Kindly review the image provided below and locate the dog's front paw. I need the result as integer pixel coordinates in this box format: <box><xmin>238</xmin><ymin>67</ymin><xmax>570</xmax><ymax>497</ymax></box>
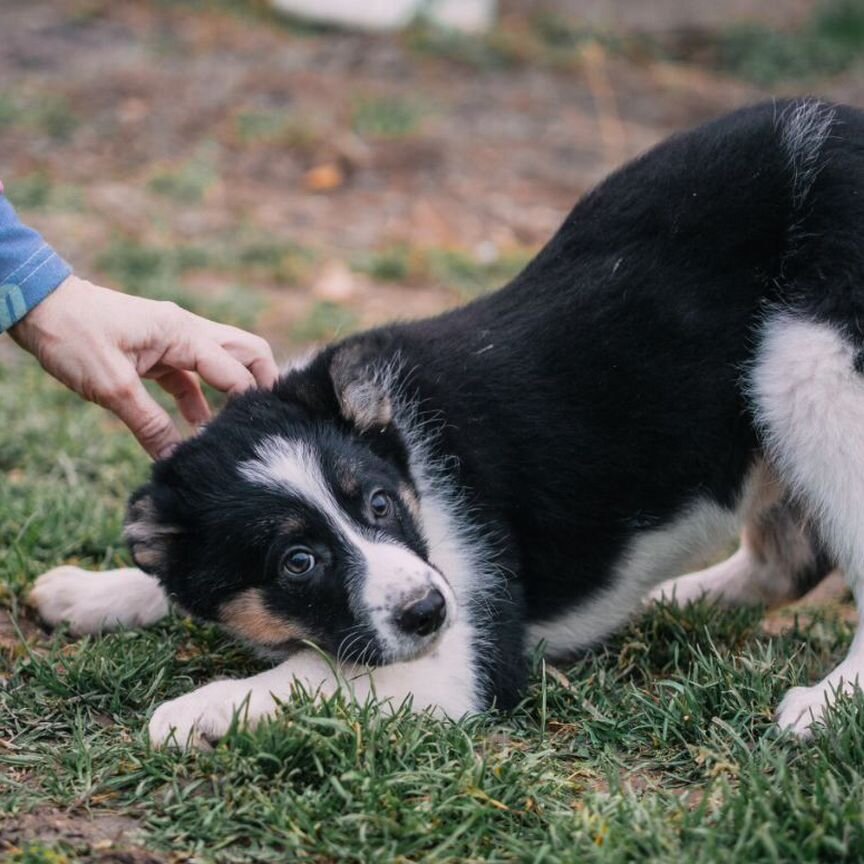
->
<box><xmin>149</xmin><ymin>680</ymin><xmax>280</xmax><ymax>749</ymax></box>
<box><xmin>29</xmin><ymin>566</ymin><xmax>169</xmax><ymax>636</ymax></box>
<box><xmin>776</xmin><ymin>685</ymin><xmax>831</xmax><ymax>738</ymax></box>
<box><xmin>776</xmin><ymin>677</ymin><xmax>862</xmax><ymax>738</ymax></box>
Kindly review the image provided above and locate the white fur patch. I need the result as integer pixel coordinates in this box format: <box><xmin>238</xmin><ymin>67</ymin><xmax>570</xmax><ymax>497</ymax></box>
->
<box><xmin>751</xmin><ymin>315</ymin><xmax>864</xmax><ymax>578</ymax></box>
<box><xmin>529</xmin><ymin>499</ymin><xmax>739</xmax><ymax>656</ymax></box>
<box><xmin>752</xmin><ymin>313</ymin><xmax>864</xmax><ymax>736</ymax></box>
<box><xmin>239</xmin><ymin>437</ymin><xmax>333</xmax><ymax>512</ymax></box>
<box><xmin>650</xmin><ymin>535</ymin><xmax>807</xmax><ymax>610</ymax></box>
<box><xmin>149</xmin><ymin>620</ymin><xmax>478</xmax><ymax>748</ymax></box>
<box><xmin>387</xmin><ymin>374</ymin><xmax>513</xmax><ymax>703</ymax></box>
<box><xmin>650</xmin><ymin>546</ymin><xmax>760</xmax><ymax>607</ymax></box>
<box><xmin>29</xmin><ymin>566</ymin><xmax>170</xmax><ymax>635</ymax></box>
<box><xmin>358</xmin><ymin>539</ymin><xmax>456</xmax><ymax>661</ymax></box>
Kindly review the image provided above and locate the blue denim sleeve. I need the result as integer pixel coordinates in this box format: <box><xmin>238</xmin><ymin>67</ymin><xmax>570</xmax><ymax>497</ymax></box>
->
<box><xmin>0</xmin><ymin>187</ymin><xmax>72</xmax><ymax>333</ymax></box>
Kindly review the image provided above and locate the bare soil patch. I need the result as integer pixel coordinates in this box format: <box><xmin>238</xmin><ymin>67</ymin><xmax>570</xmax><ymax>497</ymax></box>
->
<box><xmin>1</xmin><ymin>810</ymin><xmax>163</xmax><ymax>862</ymax></box>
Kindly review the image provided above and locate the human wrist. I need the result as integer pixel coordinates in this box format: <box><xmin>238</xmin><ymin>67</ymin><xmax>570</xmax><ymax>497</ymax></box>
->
<box><xmin>8</xmin><ymin>274</ymin><xmax>83</xmax><ymax>351</ymax></box>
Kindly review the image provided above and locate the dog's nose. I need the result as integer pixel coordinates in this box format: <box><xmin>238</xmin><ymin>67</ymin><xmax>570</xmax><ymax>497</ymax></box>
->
<box><xmin>396</xmin><ymin>588</ymin><xmax>446</xmax><ymax>637</ymax></box>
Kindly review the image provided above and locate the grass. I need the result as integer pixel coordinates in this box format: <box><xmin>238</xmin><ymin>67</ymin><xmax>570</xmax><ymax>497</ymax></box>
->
<box><xmin>405</xmin><ymin>21</ymin><xmax>528</xmax><ymax>71</ymax></box>
<box><xmin>148</xmin><ymin>148</ymin><xmax>220</xmax><ymax>205</ymax></box>
<box><xmin>716</xmin><ymin>0</ymin><xmax>864</xmax><ymax>84</ymax></box>
<box><xmin>352</xmin><ymin>244</ymin><xmax>535</xmax><ymax>299</ymax></box>
<box><xmin>0</xmin><ymin>92</ymin><xmax>79</xmax><ymax>141</ymax></box>
<box><xmin>3</xmin><ymin>355</ymin><xmax>864</xmax><ymax>862</ymax></box>
<box><xmin>403</xmin><ymin>0</ymin><xmax>864</xmax><ymax>84</ymax></box>
<box><xmin>2</xmin><ymin>175</ymin><xmax>84</xmax><ymax>212</ymax></box>
<box><xmin>291</xmin><ymin>300</ymin><xmax>359</xmax><ymax>342</ymax></box>
<box><xmin>232</xmin><ymin>109</ymin><xmax>321</xmax><ymax>151</ymax></box>
<box><xmin>90</xmin><ymin>236</ymin><xmax>301</xmax><ymax>331</ymax></box>
<box><xmin>352</xmin><ymin>97</ymin><xmax>424</xmax><ymax>139</ymax></box>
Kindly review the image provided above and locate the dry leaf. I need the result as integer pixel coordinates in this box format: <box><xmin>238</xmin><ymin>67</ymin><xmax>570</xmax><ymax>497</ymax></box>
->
<box><xmin>304</xmin><ymin>162</ymin><xmax>345</xmax><ymax>192</ymax></box>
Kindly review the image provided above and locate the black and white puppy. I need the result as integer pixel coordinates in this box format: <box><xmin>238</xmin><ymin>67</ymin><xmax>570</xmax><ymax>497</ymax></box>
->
<box><xmin>32</xmin><ymin>99</ymin><xmax>864</xmax><ymax>747</ymax></box>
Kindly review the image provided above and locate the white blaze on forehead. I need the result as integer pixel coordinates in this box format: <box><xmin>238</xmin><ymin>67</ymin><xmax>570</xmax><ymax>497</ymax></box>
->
<box><xmin>239</xmin><ymin>437</ymin><xmax>337</xmax><ymax>513</ymax></box>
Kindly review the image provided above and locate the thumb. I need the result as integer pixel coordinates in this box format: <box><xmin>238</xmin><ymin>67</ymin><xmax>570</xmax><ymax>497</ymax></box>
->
<box><xmin>104</xmin><ymin>377</ymin><xmax>183</xmax><ymax>460</ymax></box>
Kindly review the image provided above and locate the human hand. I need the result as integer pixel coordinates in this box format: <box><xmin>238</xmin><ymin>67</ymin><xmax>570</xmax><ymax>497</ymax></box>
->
<box><xmin>9</xmin><ymin>275</ymin><xmax>279</xmax><ymax>458</ymax></box>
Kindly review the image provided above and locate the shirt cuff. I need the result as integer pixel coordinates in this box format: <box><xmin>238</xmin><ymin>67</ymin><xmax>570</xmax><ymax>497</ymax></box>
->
<box><xmin>1</xmin><ymin>250</ymin><xmax>71</xmax><ymax>332</ymax></box>
<box><xmin>1</xmin><ymin>248</ymin><xmax>71</xmax><ymax>333</ymax></box>
<box><xmin>0</xmin><ymin>187</ymin><xmax>72</xmax><ymax>333</ymax></box>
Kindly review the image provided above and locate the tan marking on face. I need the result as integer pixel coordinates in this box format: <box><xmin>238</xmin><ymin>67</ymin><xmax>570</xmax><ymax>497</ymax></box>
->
<box><xmin>130</xmin><ymin>546</ymin><xmax>162</xmax><ymax>570</ymax></box>
<box><xmin>399</xmin><ymin>483</ymin><xmax>421</xmax><ymax>521</ymax></box>
<box><xmin>219</xmin><ymin>589</ymin><xmax>303</xmax><ymax>646</ymax></box>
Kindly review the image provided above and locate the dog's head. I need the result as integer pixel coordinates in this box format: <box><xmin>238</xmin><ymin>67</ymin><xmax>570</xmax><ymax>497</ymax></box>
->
<box><xmin>124</xmin><ymin>340</ymin><xmax>455</xmax><ymax>665</ymax></box>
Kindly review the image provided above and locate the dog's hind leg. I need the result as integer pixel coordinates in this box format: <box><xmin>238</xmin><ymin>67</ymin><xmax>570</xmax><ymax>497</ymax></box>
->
<box><xmin>751</xmin><ymin>313</ymin><xmax>864</xmax><ymax>737</ymax></box>
<box><xmin>650</xmin><ymin>496</ymin><xmax>833</xmax><ymax>609</ymax></box>
<box><xmin>29</xmin><ymin>566</ymin><xmax>170</xmax><ymax>636</ymax></box>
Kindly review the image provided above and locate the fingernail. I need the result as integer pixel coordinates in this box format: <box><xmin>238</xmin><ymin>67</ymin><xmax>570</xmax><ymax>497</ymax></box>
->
<box><xmin>158</xmin><ymin>443</ymin><xmax>179</xmax><ymax>460</ymax></box>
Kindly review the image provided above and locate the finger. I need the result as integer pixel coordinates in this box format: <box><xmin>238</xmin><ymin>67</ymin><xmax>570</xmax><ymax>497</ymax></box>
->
<box><xmin>103</xmin><ymin>375</ymin><xmax>183</xmax><ymax>460</ymax></box>
<box><xmin>156</xmin><ymin>306</ymin><xmax>273</xmax><ymax>394</ymax></box>
<box><xmin>246</xmin><ymin>350</ymin><xmax>279</xmax><ymax>390</ymax></box>
<box><xmin>193</xmin><ymin>345</ymin><xmax>258</xmax><ymax>396</ymax></box>
<box><xmin>152</xmin><ymin>368</ymin><xmax>211</xmax><ymax>428</ymax></box>
<box><xmin>157</xmin><ymin>337</ymin><xmax>257</xmax><ymax>397</ymax></box>
<box><xmin>208</xmin><ymin>325</ymin><xmax>279</xmax><ymax>390</ymax></box>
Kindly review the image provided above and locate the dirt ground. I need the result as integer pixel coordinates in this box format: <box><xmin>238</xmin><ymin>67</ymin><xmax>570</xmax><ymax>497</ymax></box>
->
<box><xmin>4</xmin><ymin>0</ymin><xmax>862</xmax><ymax>348</ymax></box>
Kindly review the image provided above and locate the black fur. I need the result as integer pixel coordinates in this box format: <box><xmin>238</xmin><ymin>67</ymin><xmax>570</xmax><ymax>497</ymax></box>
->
<box><xmin>129</xmin><ymin>100</ymin><xmax>861</xmax><ymax>711</ymax></box>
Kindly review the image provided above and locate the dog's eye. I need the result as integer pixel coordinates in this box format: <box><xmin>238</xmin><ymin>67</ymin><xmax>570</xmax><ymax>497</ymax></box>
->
<box><xmin>370</xmin><ymin>490</ymin><xmax>391</xmax><ymax>519</ymax></box>
<box><xmin>281</xmin><ymin>547</ymin><xmax>316</xmax><ymax>578</ymax></box>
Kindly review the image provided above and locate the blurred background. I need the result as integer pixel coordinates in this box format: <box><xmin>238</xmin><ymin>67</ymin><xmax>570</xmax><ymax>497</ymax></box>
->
<box><xmin>2</xmin><ymin>0</ymin><xmax>864</xmax><ymax>357</ymax></box>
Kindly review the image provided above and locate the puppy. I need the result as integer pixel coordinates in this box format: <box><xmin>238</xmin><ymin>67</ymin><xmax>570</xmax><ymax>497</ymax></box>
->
<box><xmin>32</xmin><ymin>99</ymin><xmax>864</xmax><ymax>747</ymax></box>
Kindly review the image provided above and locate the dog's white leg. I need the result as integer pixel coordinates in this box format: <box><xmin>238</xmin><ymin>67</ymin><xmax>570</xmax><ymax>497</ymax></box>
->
<box><xmin>29</xmin><ymin>566</ymin><xmax>170</xmax><ymax>635</ymax></box>
<box><xmin>752</xmin><ymin>314</ymin><xmax>864</xmax><ymax>737</ymax></box>
<box><xmin>651</xmin><ymin>501</ymin><xmax>830</xmax><ymax>609</ymax></box>
<box><xmin>650</xmin><ymin>545</ymin><xmax>760</xmax><ymax>606</ymax></box>
<box><xmin>149</xmin><ymin>620</ymin><xmax>478</xmax><ymax>748</ymax></box>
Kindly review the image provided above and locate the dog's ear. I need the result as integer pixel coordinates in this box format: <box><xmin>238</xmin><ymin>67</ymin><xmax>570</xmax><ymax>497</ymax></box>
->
<box><xmin>329</xmin><ymin>343</ymin><xmax>393</xmax><ymax>432</ymax></box>
<box><xmin>123</xmin><ymin>485</ymin><xmax>183</xmax><ymax>575</ymax></box>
